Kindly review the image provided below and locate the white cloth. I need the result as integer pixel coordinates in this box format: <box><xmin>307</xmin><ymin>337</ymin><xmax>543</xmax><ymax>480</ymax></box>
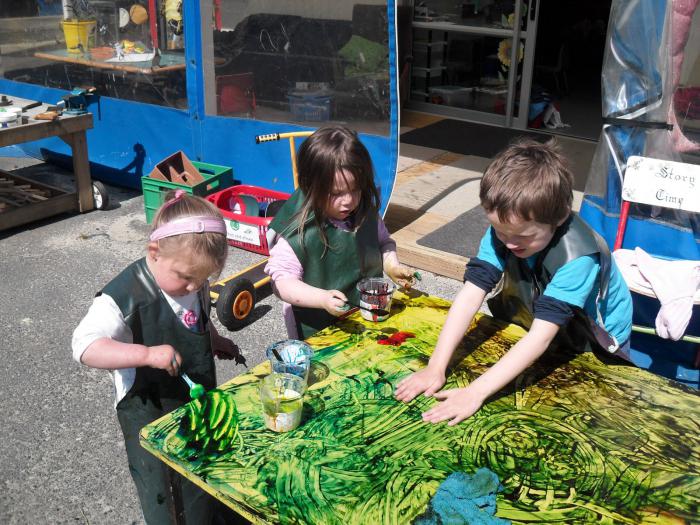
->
<box><xmin>613</xmin><ymin>248</ymin><xmax>700</xmax><ymax>340</ymax></box>
<box><xmin>71</xmin><ymin>290</ymin><xmax>201</xmax><ymax>406</ymax></box>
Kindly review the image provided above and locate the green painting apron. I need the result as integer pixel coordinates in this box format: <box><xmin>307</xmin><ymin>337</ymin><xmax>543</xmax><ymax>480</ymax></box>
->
<box><xmin>102</xmin><ymin>258</ymin><xmax>216</xmax><ymax>524</ymax></box>
<box><xmin>270</xmin><ymin>190</ymin><xmax>383</xmax><ymax>338</ymax></box>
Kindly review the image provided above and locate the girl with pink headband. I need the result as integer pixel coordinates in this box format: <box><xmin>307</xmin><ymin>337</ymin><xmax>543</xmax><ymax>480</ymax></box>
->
<box><xmin>72</xmin><ymin>190</ymin><xmax>240</xmax><ymax>524</ymax></box>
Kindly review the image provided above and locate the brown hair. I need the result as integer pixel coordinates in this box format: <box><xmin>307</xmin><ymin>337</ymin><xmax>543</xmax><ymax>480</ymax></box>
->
<box><xmin>150</xmin><ymin>192</ymin><xmax>228</xmax><ymax>278</ymax></box>
<box><xmin>480</xmin><ymin>137</ymin><xmax>573</xmax><ymax>227</ymax></box>
<box><xmin>295</xmin><ymin>126</ymin><xmax>380</xmax><ymax>250</ymax></box>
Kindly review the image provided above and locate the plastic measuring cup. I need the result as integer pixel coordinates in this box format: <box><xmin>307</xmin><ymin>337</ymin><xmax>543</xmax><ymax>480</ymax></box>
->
<box><xmin>260</xmin><ymin>373</ymin><xmax>304</xmax><ymax>432</ymax></box>
<box><xmin>266</xmin><ymin>339</ymin><xmax>314</xmax><ymax>385</ymax></box>
<box><xmin>356</xmin><ymin>277</ymin><xmax>396</xmax><ymax>322</ymax></box>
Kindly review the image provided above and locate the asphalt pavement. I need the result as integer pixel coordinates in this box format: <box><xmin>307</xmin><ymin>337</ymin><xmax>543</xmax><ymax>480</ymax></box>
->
<box><xmin>0</xmin><ymin>158</ymin><xmax>463</xmax><ymax>524</ymax></box>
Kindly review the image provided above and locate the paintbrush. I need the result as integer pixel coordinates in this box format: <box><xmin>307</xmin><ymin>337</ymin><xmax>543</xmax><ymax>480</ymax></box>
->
<box><xmin>172</xmin><ymin>357</ymin><xmax>205</xmax><ymax>398</ymax></box>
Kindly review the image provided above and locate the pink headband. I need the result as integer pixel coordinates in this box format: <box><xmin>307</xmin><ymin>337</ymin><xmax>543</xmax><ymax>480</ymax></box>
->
<box><xmin>149</xmin><ymin>191</ymin><xmax>226</xmax><ymax>241</ymax></box>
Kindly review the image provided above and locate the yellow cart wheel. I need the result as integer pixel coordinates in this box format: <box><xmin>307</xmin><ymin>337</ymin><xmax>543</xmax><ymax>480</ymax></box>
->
<box><xmin>216</xmin><ymin>278</ymin><xmax>256</xmax><ymax>330</ymax></box>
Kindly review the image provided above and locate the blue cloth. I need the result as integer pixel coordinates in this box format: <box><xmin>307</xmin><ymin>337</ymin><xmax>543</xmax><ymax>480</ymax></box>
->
<box><xmin>472</xmin><ymin>227</ymin><xmax>633</xmax><ymax>344</ymax></box>
<box><xmin>414</xmin><ymin>468</ymin><xmax>509</xmax><ymax>525</ymax></box>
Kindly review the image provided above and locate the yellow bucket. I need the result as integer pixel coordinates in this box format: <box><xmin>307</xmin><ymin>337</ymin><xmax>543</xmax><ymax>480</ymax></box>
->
<box><xmin>61</xmin><ymin>20</ymin><xmax>96</xmax><ymax>53</ymax></box>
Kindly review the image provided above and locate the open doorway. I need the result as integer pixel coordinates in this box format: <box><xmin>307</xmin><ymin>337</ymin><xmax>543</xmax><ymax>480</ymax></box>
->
<box><xmin>528</xmin><ymin>0</ymin><xmax>612</xmax><ymax>140</ymax></box>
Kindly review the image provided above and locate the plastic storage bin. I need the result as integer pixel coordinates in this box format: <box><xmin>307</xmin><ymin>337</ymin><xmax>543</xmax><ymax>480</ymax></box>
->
<box><xmin>142</xmin><ymin>161</ymin><xmax>234</xmax><ymax>223</ymax></box>
<box><xmin>288</xmin><ymin>91</ymin><xmax>332</xmax><ymax>121</ymax></box>
<box><xmin>206</xmin><ymin>185</ymin><xmax>291</xmax><ymax>256</ymax></box>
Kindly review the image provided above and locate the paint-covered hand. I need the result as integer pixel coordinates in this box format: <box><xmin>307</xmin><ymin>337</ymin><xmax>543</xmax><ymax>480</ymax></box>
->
<box><xmin>421</xmin><ymin>386</ymin><xmax>485</xmax><ymax>426</ymax></box>
<box><xmin>148</xmin><ymin>344</ymin><xmax>180</xmax><ymax>376</ymax></box>
<box><xmin>323</xmin><ymin>289</ymin><xmax>349</xmax><ymax>316</ymax></box>
<box><xmin>385</xmin><ymin>262</ymin><xmax>416</xmax><ymax>289</ymax></box>
<box><xmin>394</xmin><ymin>366</ymin><xmax>446</xmax><ymax>402</ymax></box>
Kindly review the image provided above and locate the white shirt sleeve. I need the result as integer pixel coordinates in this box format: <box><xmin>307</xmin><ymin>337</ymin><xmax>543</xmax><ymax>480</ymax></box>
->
<box><xmin>71</xmin><ymin>293</ymin><xmax>133</xmax><ymax>363</ymax></box>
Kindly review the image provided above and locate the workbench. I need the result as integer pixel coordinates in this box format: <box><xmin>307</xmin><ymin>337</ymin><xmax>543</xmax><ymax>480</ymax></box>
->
<box><xmin>34</xmin><ymin>49</ymin><xmax>186</xmax><ymax>75</ymax></box>
<box><xmin>0</xmin><ymin>95</ymin><xmax>94</xmax><ymax>231</ymax></box>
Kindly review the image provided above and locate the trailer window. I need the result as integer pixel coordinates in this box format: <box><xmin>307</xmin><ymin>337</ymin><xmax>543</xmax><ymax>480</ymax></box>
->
<box><xmin>0</xmin><ymin>1</ymin><xmax>188</xmax><ymax>109</ymax></box>
<box><xmin>208</xmin><ymin>1</ymin><xmax>391</xmax><ymax>136</ymax></box>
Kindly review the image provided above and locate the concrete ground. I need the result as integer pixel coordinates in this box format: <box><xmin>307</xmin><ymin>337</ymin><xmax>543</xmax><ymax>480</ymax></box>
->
<box><xmin>0</xmin><ymin>155</ymin><xmax>464</xmax><ymax>524</ymax></box>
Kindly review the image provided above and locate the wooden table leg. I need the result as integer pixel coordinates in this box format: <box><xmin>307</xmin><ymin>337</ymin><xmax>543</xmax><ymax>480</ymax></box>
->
<box><xmin>67</xmin><ymin>130</ymin><xmax>94</xmax><ymax>212</ymax></box>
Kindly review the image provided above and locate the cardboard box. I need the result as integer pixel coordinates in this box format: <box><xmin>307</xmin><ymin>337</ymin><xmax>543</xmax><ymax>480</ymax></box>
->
<box><xmin>148</xmin><ymin>151</ymin><xmax>205</xmax><ymax>186</ymax></box>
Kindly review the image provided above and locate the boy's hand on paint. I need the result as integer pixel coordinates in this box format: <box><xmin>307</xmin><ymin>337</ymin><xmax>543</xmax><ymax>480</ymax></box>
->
<box><xmin>394</xmin><ymin>365</ymin><xmax>446</xmax><ymax>403</ymax></box>
<box><xmin>323</xmin><ymin>289</ymin><xmax>348</xmax><ymax>316</ymax></box>
<box><xmin>386</xmin><ymin>263</ymin><xmax>416</xmax><ymax>290</ymax></box>
<box><xmin>147</xmin><ymin>344</ymin><xmax>180</xmax><ymax>376</ymax></box>
<box><xmin>421</xmin><ymin>386</ymin><xmax>485</xmax><ymax>426</ymax></box>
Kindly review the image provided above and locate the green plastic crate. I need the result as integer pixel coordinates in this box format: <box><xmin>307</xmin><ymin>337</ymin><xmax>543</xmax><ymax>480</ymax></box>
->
<box><xmin>142</xmin><ymin>161</ymin><xmax>234</xmax><ymax>223</ymax></box>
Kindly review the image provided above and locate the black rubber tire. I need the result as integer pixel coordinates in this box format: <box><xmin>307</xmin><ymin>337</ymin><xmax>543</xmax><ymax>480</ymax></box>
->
<box><xmin>92</xmin><ymin>181</ymin><xmax>110</xmax><ymax>210</ymax></box>
<box><xmin>216</xmin><ymin>278</ymin><xmax>256</xmax><ymax>330</ymax></box>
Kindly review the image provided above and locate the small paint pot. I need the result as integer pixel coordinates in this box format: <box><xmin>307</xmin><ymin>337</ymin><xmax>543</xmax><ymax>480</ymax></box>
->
<box><xmin>260</xmin><ymin>373</ymin><xmax>304</xmax><ymax>432</ymax></box>
<box><xmin>0</xmin><ymin>108</ymin><xmax>20</xmax><ymax>128</ymax></box>
<box><xmin>266</xmin><ymin>339</ymin><xmax>314</xmax><ymax>385</ymax></box>
<box><xmin>356</xmin><ymin>277</ymin><xmax>395</xmax><ymax>322</ymax></box>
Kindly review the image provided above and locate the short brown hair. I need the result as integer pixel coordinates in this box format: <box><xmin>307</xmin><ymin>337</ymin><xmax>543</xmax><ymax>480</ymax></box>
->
<box><xmin>480</xmin><ymin>138</ymin><xmax>573</xmax><ymax>227</ymax></box>
<box><xmin>150</xmin><ymin>192</ymin><xmax>228</xmax><ymax>278</ymax></box>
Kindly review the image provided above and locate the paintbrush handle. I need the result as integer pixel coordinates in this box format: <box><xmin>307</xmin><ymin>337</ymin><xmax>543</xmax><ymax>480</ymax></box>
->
<box><xmin>181</xmin><ymin>373</ymin><xmax>196</xmax><ymax>389</ymax></box>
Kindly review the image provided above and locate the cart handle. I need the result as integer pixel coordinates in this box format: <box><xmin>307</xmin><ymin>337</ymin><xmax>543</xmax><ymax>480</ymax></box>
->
<box><xmin>255</xmin><ymin>131</ymin><xmax>314</xmax><ymax>190</ymax></box>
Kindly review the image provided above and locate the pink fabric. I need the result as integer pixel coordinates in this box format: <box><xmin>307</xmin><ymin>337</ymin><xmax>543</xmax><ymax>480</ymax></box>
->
<box><xmin>613</xmin><ymin>248</ymin><xmax>700</xmax><ymax>340</ymax></box>
<box><xmin>149</xmin><ymin>216</ymin><xmax>226</xmax><ymax>241</ymax></box>
<box><xmin>668</xmin><ymin>0</ymin><xmax>700</xmax><ymax>153</ymax></box>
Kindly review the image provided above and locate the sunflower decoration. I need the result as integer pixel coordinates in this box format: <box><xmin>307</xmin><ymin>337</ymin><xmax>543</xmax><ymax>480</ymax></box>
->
<box><xmin>497</xmin><ymin>38</ymin><xmax>524</xmax><ymax>68</ymax></box>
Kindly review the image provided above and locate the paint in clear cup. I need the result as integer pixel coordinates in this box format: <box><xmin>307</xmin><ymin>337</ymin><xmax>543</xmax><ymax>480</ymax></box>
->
<box><xmin>260</xmin><ymin>373</ymin><xmax>304</xmax><ymax>432</ymax></box>
<box><xmin>356</xmin><ymin>277</ymin><xmax>396</xmax><ymax>322</ymax></box>
<box><xmin>266</xmin><ymin>339</ymin><xmax>314</xmax><ymax>385</ymax></box>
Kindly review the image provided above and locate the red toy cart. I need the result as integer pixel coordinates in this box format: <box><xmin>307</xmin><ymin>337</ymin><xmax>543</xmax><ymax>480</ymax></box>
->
<box><xmin>206</xmin><ymin>184</ymin><xmax>291</xmax><ymax>256</ymax></box>
<box><xmin>208</xmin><ymin>131</ymin><xmax>313</xmax><ymax>330</ymax></box>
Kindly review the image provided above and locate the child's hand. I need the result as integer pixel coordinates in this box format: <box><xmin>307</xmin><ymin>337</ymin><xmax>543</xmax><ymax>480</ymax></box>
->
<box><xmin>322</xmin><ymin>289</ymin><xmax>349</xmax><ymax>316</ymax></box>
<box><xmin>147</xmin><ymin>344</ymin><xmax>180</xmax><ymax>376</ymax></box>
<box><xmin>386</xmin><ymin>263</ymin><xmax>416</xmax><ymax>290</ymax></box>
<box><xmin>421</xmin><ymin>386</ymin><xmax>485</xmax><ymax>426</ymax></box>
<box><xmin>394</xmin><ymin>366</ymin><xmax>446</xmax><ymax>402</ymax></box>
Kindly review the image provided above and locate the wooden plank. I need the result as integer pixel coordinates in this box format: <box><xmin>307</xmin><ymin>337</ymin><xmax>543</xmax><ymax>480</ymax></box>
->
<box><xmin>0</xmin><ymin>113</ymin><xmax>93</xmax><ymax>148</ymax></box>
<box><xmin>389</xmin><ymin>210</ymin><xmax>468</xmax><ymax>281</ymax></box>
<box><xmin>0</xmin><ymin>169</ymin><xmax>70</xmax><ymax>195</ymax></box>
<box><xmin>67</xmin><ymin>130</ymin><xmax>94</xmax><ymax>212</ymax></box>
<box><xmin>33</xmin><ymin>51</ymin><xmax>185</xmax><ymax>75</ymax></box>
<box><xmin>0</xmin><ymin>192</ymin><xmax>77</xmax><ymax>231</ymax></box>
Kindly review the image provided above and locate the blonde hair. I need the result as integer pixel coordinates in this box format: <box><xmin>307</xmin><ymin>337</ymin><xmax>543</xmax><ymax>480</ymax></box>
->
<box><xmin>150</xmin><ymin>192</ymin><xmax>228</xmax><ymax>278</ymax></box>
<box><xmin>480</xmin><ymin>138</ymin><xmax>573</xmax><ymax>227</ymax></box>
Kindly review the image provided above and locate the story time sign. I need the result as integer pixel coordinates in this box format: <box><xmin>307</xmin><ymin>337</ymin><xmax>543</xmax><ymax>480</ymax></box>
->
<box><xmin>623</xmin><ymin>156</ymin><xmax>699</xmax><ymax>212</ymax></box>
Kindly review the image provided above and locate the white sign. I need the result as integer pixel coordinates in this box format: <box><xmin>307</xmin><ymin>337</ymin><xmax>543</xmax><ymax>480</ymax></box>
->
<box><xmin>623</xmin><ymin>156</ymin><xmax>700</xmax><ymax>213</ymax></box>
<box><xmin>225</xmin><ymin>219</ymin><xmax>261</xmax><ymax>246</ymax></box>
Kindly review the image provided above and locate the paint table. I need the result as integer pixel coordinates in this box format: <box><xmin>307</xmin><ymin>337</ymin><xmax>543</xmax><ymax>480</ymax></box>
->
<box><xmin>0</xmin><ymin>95</ymin><xmax>94</xmax><ymax>231</ymax></box>
<box><xmin>141</xmin><ymin>291</ymin><xmax>700</xmax><ymax>524</ymax></box>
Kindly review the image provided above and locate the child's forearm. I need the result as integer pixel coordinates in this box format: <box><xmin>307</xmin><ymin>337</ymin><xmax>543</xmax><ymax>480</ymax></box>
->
<box><xmin>467</xmin><ymin>319</ymin><xmax>559</xmax><ymax>401</ymax></box>
<box><xmin>80</xmin><ymin>337</ymin><xmax>152</xmax><ymax>369</ymax></box>
<box><xmin>274</xmin><ymin>278</ymin><xmax>334</xmax><ymax>310</ymax></box>
<box><xmin>429</xmin><ymin>282</ymin><xmax>486</xmax><ymax>371</ymax></box>
<box><xmin>382</xmin><ymin>249</ymin><xmax>400</xmax><ymax>268</ymax></box>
